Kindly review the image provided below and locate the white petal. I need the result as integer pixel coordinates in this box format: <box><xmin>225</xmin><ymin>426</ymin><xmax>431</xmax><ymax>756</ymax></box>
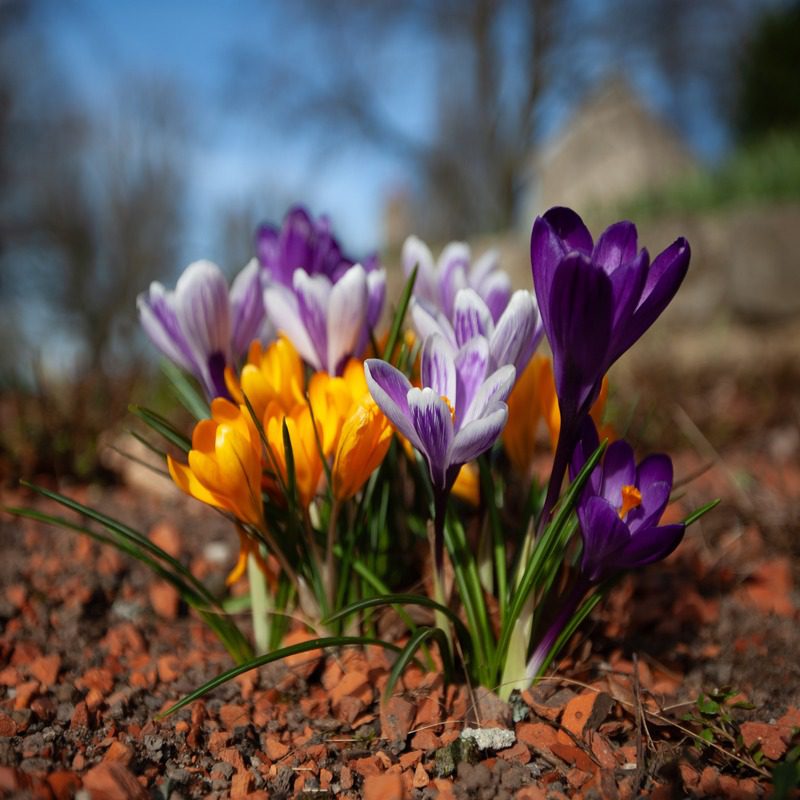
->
<box><xmin>451</xmin><ymin>406</ymin><xmax>508</xmax><ymax>465</ymax></box>
<box><xmin>264</xmin><ymin>283</ymin><xmax>321</xmax><ymax>370</ymax></box>
<box><xmin>327</xmin><ymin>264</ymin><xmax>368</xmax><ymax>374</ymax></box>
<box><xmin>421</xmin><ymin>333</ymin><xmax>457</xmax><ymax>402</ymax></box>
<box><xmin>453</xmin><ymin>288</ymin><xmax>493</xmax><ymax>347</ymax></box>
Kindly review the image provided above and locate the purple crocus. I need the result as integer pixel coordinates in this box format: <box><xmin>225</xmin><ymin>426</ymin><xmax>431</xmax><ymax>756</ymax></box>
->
<box><xmin>410</xmin><ymin>287</ymin><xmax>543</xmax><ymax>379</ymax></box>
<box><xmin>138</xmin><ymin>259</ymin><xmax>267</xmax><ymax>399</ymax></box>
<box><xmin>403</xmin><ymin>236</ymin><xmax>511</xmax><ymax>323</ymax></box>
<box><xmin>530</xmin><ymin>207</ymin><xmax>690</xmax><ymax>523</ymax></box>
<box><xmin>258</xmin><ymin>206</ymin><xmax>385</xmax><ymax>374</ymax></box>
<box><xmin>365</xmin><ymin>333</ymin><xmax>515</xmax><ymax>570</ymax></box>
<box><xmin>526</xmin><ymin>420</ymin><xmax>684</xmax><ymax>678</ymax></box>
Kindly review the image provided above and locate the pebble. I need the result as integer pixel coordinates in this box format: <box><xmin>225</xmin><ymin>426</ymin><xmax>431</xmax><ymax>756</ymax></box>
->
<box><xmin>460</xmin><ymin>727</ymin><xmax>516</xmax><ymax>751</ymax></box>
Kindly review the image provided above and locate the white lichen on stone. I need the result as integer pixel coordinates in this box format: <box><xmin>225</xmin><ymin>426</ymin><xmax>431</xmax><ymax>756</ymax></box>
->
<box><xmin>459</xmin><ymin>727</ymin><xmax>516</xmax><ymax>751</ymax></box>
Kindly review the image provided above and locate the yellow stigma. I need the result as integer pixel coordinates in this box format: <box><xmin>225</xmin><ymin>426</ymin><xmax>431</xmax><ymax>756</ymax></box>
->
<box><xmin>619</xmin><ymin>485</ymin><xmax>642</xmax><ymax>518</ymax></box>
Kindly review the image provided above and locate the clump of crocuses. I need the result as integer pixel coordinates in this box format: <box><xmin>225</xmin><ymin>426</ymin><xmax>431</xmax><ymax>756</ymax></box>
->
<box><xmin>16</xmin><ymin>203</ymin><xmax>714</xmax><ymax>714</ymax></box>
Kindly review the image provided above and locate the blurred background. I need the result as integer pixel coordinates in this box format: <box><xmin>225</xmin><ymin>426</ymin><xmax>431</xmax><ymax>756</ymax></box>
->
<box><xmin>1</xmin><ymin>0</ymin><xmax>799</xmax><ymax>483</ymax></box>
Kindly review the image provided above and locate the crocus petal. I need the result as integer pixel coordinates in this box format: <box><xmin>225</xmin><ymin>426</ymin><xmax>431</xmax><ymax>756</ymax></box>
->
<box><xmin>453</xmin><ymin>337</ymin><xmax>490</xmax><ymax>425</ymax></box>
<box><xmin>407</xmin><ymin>387</ymin><xmax>455</xmax><ymax>488</ymax></box>
<box><xmin>547</xmin><ymin>253</ymin><xmax>613</xmax><ymax>414</ymax></box>
<box><xmin>327</xmin><ymin>264</ymin><xmax>368</xmax><ymax>374</ymax></box>
<box><xmin>402</xmin><ymin>235</ymin><xmax>438</xmax><ymax>307</ymax></box>
<box><xmin>616</xmin><ymin>523</ymin><xmax>685</xmax><ymax>571</ymax></box>
<box><xmin>460</xmin><ymin>364</ymin><xmax>515</xmax><ymax>427</ymax></box>
<box><xmin>592</xmin><ymin>221</ymin><xmax>639</xmax><ymax>275</ymax></box>
<box><xmin>479</xmin><ymin>270</ymin><xmax>512</xmax><ymax>323</ymax></box>
<box><xmin>607</xmin><ymin>249</ymin><xmax>650</xmax><ymax>344</ymax></box>
<box><xmin>469</xmin><ymin>247</ymin><xmax>500</xmax><ymax>288</ymax></box>
<box><xmin>627</xmin><ymin>453</ymin><xmax>673</xmax><ymax>530</ymax></box>
<box><xmin>294</xmin><ymin>270</ymin><xmax>332</xmax><ymax>371</ymax></box>
<box><xmin>438</xmin><ymin>242</ymin><xmax>470</xmax><ymax>318</ymax></box>
<box><xmin>137</xmin><ymin>283</ymin><xmax>197</xmax><ymax>374</ymax></box>
<box><xmin>453</xmin><ymin>288</ymin><xmax>493</xmax><ymax>347</ymax></box>
<box><xmin>450</xmin><ymin>405</ymin><xmax>508</xmax><ymax>466</ymax></box>
<box><xmin>229</xmin><ymin>258</ymin><xmax>266</xmax><ymax>359</ymax></box>
<box><xmin>542</xmin><ymin>206</ymin><xmax>594</xmax><ymax>254</ymax></box>
<box><xmin>263</xmin><ymin>283</ymin><xmax>321</xmax><ymax>370</ymax></box>
<box><xmin>411</xmin><ymin>299</ymin><xmax>456</xmax><ymax>348</ymax></box>
<box><xmin>421</xmin><ymin>333</ymin><xmax>457</xmax><ymax>402</ymax></box>
<box><xmin>365</xmin><ymin>268</ymin><xmax>386</xmax><ymax>330</ymax></box>
<box><xmin>599</xmin><ymin>440</ymin><xmax>636</xmax><ymax>508</ymax></box>
<box><xmin>364</xmin><ymin>359</ymin><xmax>421</xmax><ymax>450</ymax></box>
<box><xmin>175</xmin><ymin>261</ymin><xmax>231</xmax><ymax>361</ymax></box>
<box><xmin>614</xmin><ymin>237</ymin><xmax>690</xmax><ymax>361</ymax></box>
<box><xmin>489</xmin><ymin>290</ymin><xmax>541</xmax><ymax>375</ymax></box>
<box><xmin>578</xmin><ymin>496</ymin><xmax>632</xmax><ymax>582</ymax></box>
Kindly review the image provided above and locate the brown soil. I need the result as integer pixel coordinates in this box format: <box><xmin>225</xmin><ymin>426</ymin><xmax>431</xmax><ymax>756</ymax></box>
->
<box><xmin>1</xmin><ymin>376</ymin><xmax>799</xmax><ymax>798</ymax></box>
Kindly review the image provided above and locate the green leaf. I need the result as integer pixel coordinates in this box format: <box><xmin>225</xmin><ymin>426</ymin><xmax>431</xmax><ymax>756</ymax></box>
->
<box><xmin>382</xmin><ymin>265</ymin><xmax>417</xmax><ymax>363</ymax></box>
<box><xmin>157</xmin><ymin>636</ymin><xmax>408</xmax><ymax>719</ymax></box>
<box><xmin>160</xmin><ymin>359</ymin><xmax>210</xmax><ymax>420</ymax></box>
<box><xmin>683</xmin><ymin>499</ymin><xmax>720</xmax><ymax>526</ymax></box>
<box><xmin>129</xmin><ymin>405</ymin><xmax>191</xmax><ymax>453</ymax></box>
<box><xmin>383</xmin><ymin>626</ymin><xmax>454</xmax><ymax>702</ymax></box>
<box><xmin>323</xmin><ymin>593</ymin><xmax>471</xmax><ymax>645</ymax></box>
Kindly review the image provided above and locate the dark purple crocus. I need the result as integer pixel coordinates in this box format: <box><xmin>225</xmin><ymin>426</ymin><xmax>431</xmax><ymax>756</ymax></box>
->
<box><xmin>365</xmin><ymin>333</ymin><xmax>515</xmax><ymax>572</ymax></box>
<box><xmin>257</xmin><ymin>206</ymin><xmax>385</xmax><ymax>373</ymax></box>
<box><xmin>530</xmin><ymin>207</ymin><xmax>690</xmax><ymax>523</ymax></box>
<box><xmin>526</xmin><ymin>420</ymin><xmax>684</xmax><ymax>678</ymax></box>
<box><xmin>138</xmin><ymin>259</ymin><xmax>267</xmax><ymax>399</ymax></box>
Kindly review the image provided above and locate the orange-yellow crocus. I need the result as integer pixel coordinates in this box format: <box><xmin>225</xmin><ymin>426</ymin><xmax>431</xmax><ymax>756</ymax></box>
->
<box><xmin>332</xmin><ymin>393</ymin><xmax>392</xmax><ymax>501</ymax></box>
<box><xmin>225</xmin><ymin>336</ymin><xmax>305</xmax><ymax>420</ymax></box>
<box><xmin>168</xmin><ymin>398</ymin><xmax>264</xmax><ymax>526</ymax></box>
<box><xmin>263</xmin><ymin>402</ymin><xmax>325</xmax><ymax>508</ymax></box>
<box><xmin>451</xmin><ymin>462</ymin><xmax>480</xmax><ymax>507</ymax></box>
<box><xmin>309</xmin><ymin>358</ymin><xmax>393</xmax><ymax>501</ymax></box>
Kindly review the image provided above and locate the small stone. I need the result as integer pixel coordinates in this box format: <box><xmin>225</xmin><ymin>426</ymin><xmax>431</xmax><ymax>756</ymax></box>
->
<box><xmin>29</xmin><ymin>655</ymin><xmax>61</xmax><ymax>687</ymax></box>
<box><xmin>517</xmin><ymin>722</ymin><xmax>557</xmax><ymax>750</ymax></box>
<box><xmin>14</xmin><ymin>681</ymin><xmax>39</xmax><ymax>710</ymax></box>
<box><xmin>468</xmin><ymin>687</ymin><xmax>512</xmax><ymax>727</ymax></box>
<box><xmin>561</xmin><ymin>692</ymin><xmax>613</xmax><ymax>738</ymax></box>
<box><xmin>412</xmin><ymin>762</ymin><xmax>430</xmax><ymax>789</ymax></box>
<box><xmin>740</xmin><ymin>721</ymin><xmax>787</xmax><ymax>760</ymax></box>
<box><xmin>410</xmin><ymin>729</ymin><xmax>440</xmax><ymax>751</ymax></box>
<box><xmin>83</xmin><ymin>762</ymin><xmax>148</xmax><ymax>799</ymax></box>
<box><xmin>103</xmin><ymin>740</ymin><xmax>133</xmax><ymax>766</ymax></box>
<box><xmin>264</xmin><ymin>736</ymin><xmax>290</xmax><ymax>761</ymax></box>
<box><xmin>363</xmin><ymin>773</ymin><xmax>403</xmax><ymax>800</ymax></box>
<box><xmin>210</xmin><ymin>761</ymin><xmax>234</xmax><ymax>780</ymax></box>
<box><xmin>398</xmin><ymin>750</ymin><xmax>423</xmax><ymax>770</ymax></box>
<box><xmin>149</xmin><ymin>521</ymin><xmax>182</xmax><ymax>558</ymax></box>
<box><xmin>149</xmin><ymin>582</ymin><xmax>180</xmax><ymax>620</ymax></box>
<box><xmin>460</xmin><ymin>727</ymin><xmax>516</xmax><ymax>751</ymax></box>
<box><xmin>157</xmin><ymin>655</ymin><xmax>181</xmax><ymax>684</ymax></box>
<box><xmin>219</xmin><ymin>703</ymin><xmax>249</xmax><ymax>730</ymax></box>
<box><xmin>498</xmin><ymin>742</ymin><xmax>531</xmax><ymax>764</ymax></box>
<box><xmin>0</xmin><ymin>713</ymin><xmax>16</xmax><ymax>737</ymax></box>
<box><xmin>69</xmin><ymin>701</ymin><xmax>90</xmax><ymax>730</ymax></box>
<box><xmin>380</xmin><ymin>695</ymin><xmax>416</xmax><ymax>744</ymax></box>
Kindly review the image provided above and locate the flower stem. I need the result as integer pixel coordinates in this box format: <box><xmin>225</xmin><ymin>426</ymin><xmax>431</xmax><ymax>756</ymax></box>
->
<box><xmin>247</xmin><ymin>550</ymin><xmax>271</xmax><ymax>655</ymax></box>
<box><xmin>325</xmin><ymin>500</ymin><xmax>341</xmax><ymax>613</ymax></box>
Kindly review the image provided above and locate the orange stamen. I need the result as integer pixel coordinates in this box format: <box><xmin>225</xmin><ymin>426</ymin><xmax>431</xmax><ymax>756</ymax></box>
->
<box><xmin>619</xmin><ymin>485</ymin><xmax>642</xmax><ymax>518</ymax></box>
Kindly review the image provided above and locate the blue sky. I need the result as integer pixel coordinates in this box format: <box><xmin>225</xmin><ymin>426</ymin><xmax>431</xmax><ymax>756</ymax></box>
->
<box><xmin>38</xmin><ymin>0</ymin><xmax>739</xmax><ymax>262</ymax></box>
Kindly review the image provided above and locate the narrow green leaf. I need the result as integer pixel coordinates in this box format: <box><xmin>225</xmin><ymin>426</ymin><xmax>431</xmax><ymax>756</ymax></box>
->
<box><xmin>129</xmin><ymin>405</ymin><xmax>191</xmax><ymax>453</ymax></box>
<box><xmin>323</xmin><ymin>593</ymin><xmax>471</xmax><ymax>645</ymax></box>
<box><xmin>384</xmin><ymin>627</ymin><xmax>454</xmax><ymax>701</ymax></box>
<box><xmin>157</xmin><ymin>636</ymin><xmax>407</xmax><ymax>718</ymax></box>
<box><xmin>160</xmin><ymin>359</ymin><xmax>210</xmax><ymax>420</ymax></box>
<box><xmin>683</xmin><ymin>498</ymin><xmax>720</xmax><ymax>526</ymax></box>
<box><xmin>382</xmin><ymin>265</ymin><xmax>417</xmax><ymax>363</ymax></box>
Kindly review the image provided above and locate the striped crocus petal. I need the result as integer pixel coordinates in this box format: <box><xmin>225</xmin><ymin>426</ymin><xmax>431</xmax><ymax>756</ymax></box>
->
<box><xmin>137</xmin><ymin>282</ymin><xmax>197</xmax><ymax>374</ymax></box>
<box><xmin>229</xmin><ymin>259</ymin><xmax>266</xmax><ymax>359</ymax></box>
<box><xmin>364</xmin><ymin>359</ymin><xmax>423</xmax><ymax>452</ymax></box>
<box><xmin>407</xmin><ymin>386</ymin><xmax>455</xmax><ymax>489</ymax></box>
<box><xmin>264</xmin><ymin>282</ymin><xmax>322</xmax><ymax>371</ymax></box>
<box><xmin>326</xmin><ymin>264</ymin><xmax>368</xmax><ymax>375</ymax></box>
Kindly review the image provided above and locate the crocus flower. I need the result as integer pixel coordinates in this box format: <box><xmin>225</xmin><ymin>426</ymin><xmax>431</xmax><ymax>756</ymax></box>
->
<box><xmin>263</xmin><ymin>401</ymin><xmax>325</xmax><ymax>509</ymax></box>
<box><xmin>225</xmin><ymin>336</ymin><xmax>306</xmax><ymax>422</ymax></box>
<box><xmin>365</xmin><ymin>334</ymin><xmax>515</xmax><ymax>495</ymax></box>
<box><xmin>530</xmin><ymin>207</ymin><xmax>689</xmax><ymax>522</ymax></box>
<box><xmin>403</xmin><ymin>236</ymin><xmax>511</xmax><ymax>323</ymax></box>
<box><xmin>530</xmin><ymin>207</ymin><xmax>689</xmax><ymax>426</ymax></box>
<box><xmin>410</xmin><ymin>287</ymin><xmax>543</xmax><ymax>379</ymax></box>
<box><xmin>366</xmin><ymin>333</ymin><xmax>514</xmax><ymax>573</ymax></box>
<box><xmin>138</xmin><ymin>259</ymin><xmax>266</xmax><ymax>399</ymax></box>
<box><xmin>526</xmin><ymin>420</ymin><xmax>684</xmax><ymax>678</ymax></box>
<box><xmin>258</xmin><ymin>206</ymin><xmax>385</xmax><ymax>372</ymax></box>
<box><xmin>167</xmin><ymin>398</ymin><xmax>264</xmax><ymax>527</ymax></box>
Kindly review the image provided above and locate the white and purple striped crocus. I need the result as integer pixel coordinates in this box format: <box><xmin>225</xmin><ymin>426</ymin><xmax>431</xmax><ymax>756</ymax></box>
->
<box><xmin>530</xmin><ymin>207</ymin><xmax>690</xmax><ymax>521</ymax></box>
<box><xmin>365</xmin><ymin>333</ymin><xmax>515</xmax><ymax>571</ymax></box>
<box><xmin>526</xmin><ymin>419</ymin><xmax>684</xmax><ymax>678</ymax></box>
<box><xmin>403</xmin><ymin>236</ymin><xmax>511</xmax><ymax>324</ymax></box>
<box><xmin>258</xmin><ymin>206</ymin><xmax>385</xmax><ymax>375</ymax></box>
<box><xmin>410</xmin><ymin>287</ymin><xmax>543</xmax><ymax>379</ymax></box>
<box><xmin>137</xmin><ymin>259</ymin><xmax>266</xmax><ymax>399</ymax></box>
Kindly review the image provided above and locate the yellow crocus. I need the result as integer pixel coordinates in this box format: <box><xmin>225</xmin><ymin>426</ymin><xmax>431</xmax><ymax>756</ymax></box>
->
<box><xmin>307</xmin><ymin>372</ymin><xmax>354</xmax><ymax>457</ymax></box>
<box><xmin>225</xmin><ymin>336</ymin><xmax>305</xmax><ymax>420</ymax></box>
<box><xmin>332</xmin><ymin>393</ymin><xmax>392</xmax><ymax>501</ymax></box>
<box><xmin>168</xmin><ymin>398</ymin><xmax>264</xmax><ymax>526</ymax></box>
<box><xmin>263</xmin><ymin>402</ymin><xmax>325</xmax><ymax>508</ymax></box>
